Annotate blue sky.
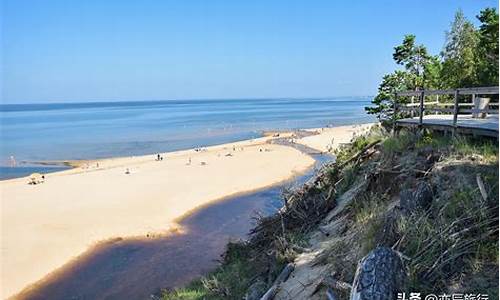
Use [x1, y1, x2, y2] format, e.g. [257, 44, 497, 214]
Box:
[1, 1, 498, 103]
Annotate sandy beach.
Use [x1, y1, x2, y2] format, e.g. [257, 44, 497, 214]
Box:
[0, 124, 373, 299]
[297, 123, 375, 152]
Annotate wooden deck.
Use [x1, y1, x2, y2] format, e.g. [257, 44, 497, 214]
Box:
[397, 114, 499, 137]
[393, 86, 499, 138]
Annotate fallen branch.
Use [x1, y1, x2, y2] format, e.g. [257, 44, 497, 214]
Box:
[338, 139, 381, 169]
[259, 263, 295, 300]
[322, 276, 352, 290]
[326, 288, 337, 300]
[310, 275, 352, 296]
[318, 226, 330, 236]
[476, 173, 488, 201]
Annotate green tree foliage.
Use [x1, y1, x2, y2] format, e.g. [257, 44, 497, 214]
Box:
[365, 7, 498, 122]
[441, 10, 480, 88]
[393, 35, 432, 88]
[366, 36, 434, 121]
[476, 8, 499, 86]
[365, 71, 411, 121]
[423, 56, 443, 89]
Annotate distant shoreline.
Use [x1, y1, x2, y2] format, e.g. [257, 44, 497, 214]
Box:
[0, 96, 375, 107]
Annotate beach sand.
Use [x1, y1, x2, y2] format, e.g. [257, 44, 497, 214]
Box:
[0, 124, 373, 299]
[297, 123, 375, 152]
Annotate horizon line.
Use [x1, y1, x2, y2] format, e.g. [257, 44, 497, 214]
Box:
[0, 95, 375, 106]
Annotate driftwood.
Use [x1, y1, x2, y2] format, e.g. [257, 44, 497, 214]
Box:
[326, 288, 337, 300]
[338, 139, 381, 169]
[476, 174, 488, 201]
[250, 139, 379, 249]
[259, 263, 295, 300]
[310, 275, 352, 297]
[323, 276, 352, 290]
[318, 226, 330, 237]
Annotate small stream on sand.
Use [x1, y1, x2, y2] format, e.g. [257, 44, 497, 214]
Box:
[17, 145, 333, 300]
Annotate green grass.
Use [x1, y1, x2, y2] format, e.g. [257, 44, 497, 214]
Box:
[413, 130, 499, 163]
[161, 286, 206, 300]
[397, 182, 498, 294]
[333, 125, 386, 164]
[334, 163, 359, 195]
[161, 242, 261, 300]
[349, 192, 390, 256]
[382, 131, 415, 154]
[342, 129, 499, 294]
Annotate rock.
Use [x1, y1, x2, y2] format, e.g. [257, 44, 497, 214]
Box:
[350, 247, 406, 300]
[245, 279, 267, 300]
[399, 181, 433, 212]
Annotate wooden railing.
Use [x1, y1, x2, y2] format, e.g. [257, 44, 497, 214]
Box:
[394, 86, 499, 130]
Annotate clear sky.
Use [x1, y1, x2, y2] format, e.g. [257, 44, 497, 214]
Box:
[1, 0, 498, 103]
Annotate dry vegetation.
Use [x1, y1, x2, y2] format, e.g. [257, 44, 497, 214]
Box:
[160, 126, 498, 300]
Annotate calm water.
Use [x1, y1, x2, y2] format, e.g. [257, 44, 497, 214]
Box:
[0, 97, 373, 179]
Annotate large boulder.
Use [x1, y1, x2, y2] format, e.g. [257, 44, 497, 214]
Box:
[350, 247, 406, 300]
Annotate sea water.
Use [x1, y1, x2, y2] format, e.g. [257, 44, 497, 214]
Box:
[0, 97, 374, 179]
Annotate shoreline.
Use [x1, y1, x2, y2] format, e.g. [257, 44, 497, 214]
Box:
[12, 154, 326, 300]
[0, 131, 290, 183]
[0, 123, 375, 299]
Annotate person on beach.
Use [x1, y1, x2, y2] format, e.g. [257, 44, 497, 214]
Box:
[157, 154, 161, 161]
[9, 155, 16, 167]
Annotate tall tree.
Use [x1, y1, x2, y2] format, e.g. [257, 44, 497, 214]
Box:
[423, 55, 443, 89]
[393, 35, 432, 89]
[365, 71, 412, 121]
[441, 10, 480, 88]
[366, 36, 435, 122]
[476, 8, 499, 86]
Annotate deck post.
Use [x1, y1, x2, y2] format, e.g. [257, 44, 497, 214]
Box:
[471, 93, 476, 117]
[419, 90, 425, 126]
[392, 92, 398, 135]
[436, 95, 439, 115]
[452, 89, 460, 136]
